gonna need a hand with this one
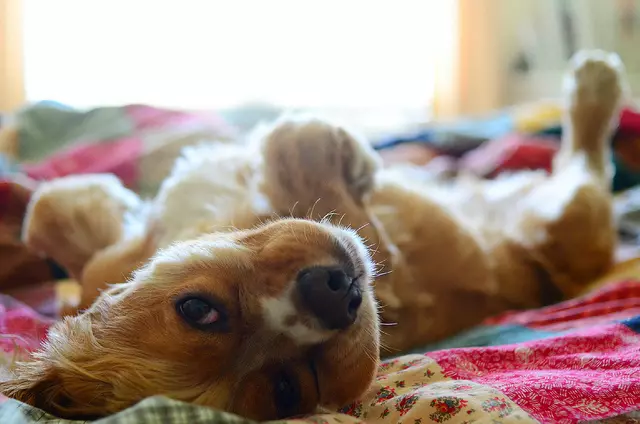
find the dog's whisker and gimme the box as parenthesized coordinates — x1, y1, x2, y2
(307, 198, 322, 220)
(320, 210, 338, 225)
(355, 222, 370, 233)
(288, 201, 300, 217)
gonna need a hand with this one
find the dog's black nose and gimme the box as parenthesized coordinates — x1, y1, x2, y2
(297, 266, 362, 330)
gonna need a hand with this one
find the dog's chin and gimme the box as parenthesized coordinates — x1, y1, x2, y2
(229, 291, 380, 420)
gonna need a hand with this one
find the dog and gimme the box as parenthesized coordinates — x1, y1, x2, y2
(0, 50, 629, 420)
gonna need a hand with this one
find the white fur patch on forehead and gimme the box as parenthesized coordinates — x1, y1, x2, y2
(159, 238, 249, 265)
(261, 288, 332, 346)
(132, 238, 253, 284)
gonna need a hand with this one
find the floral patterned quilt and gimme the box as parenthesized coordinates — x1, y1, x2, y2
(0, 280, 639, 423)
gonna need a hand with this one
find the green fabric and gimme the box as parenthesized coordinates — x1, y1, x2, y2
(16, 101, 134, 163)
(0, 396, 256, 424)
(613, 152, 640, 193)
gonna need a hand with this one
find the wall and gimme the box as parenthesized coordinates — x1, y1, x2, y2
(497, 0, 640, 105)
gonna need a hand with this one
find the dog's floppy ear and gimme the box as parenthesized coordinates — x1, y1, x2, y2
(1, 355, 114, 420)
(0, 309, 119, 419)
(0, 360, 76, 415)
(22, 174, 144, 279)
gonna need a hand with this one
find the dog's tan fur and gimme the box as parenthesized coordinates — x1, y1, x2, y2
(0, 51, 629, 420)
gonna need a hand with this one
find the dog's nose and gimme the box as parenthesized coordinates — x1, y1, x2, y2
(297, 266, 363, 330)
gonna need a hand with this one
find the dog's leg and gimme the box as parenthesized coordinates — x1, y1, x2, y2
(258, 118, 380, 222)
(23, 174, 144, 279)
(258, 118, 385, 250)
(23, 174, 150, 314)
(512, 50, 627, 298)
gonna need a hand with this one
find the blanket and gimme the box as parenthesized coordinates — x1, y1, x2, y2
(1, 101, 640, 423)
(1, 102, 237, 196)
(376, 103, 640, 193)
(0, 102, 236, 290)
(0, 280, 638, 424)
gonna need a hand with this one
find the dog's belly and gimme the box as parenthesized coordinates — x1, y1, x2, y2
(369, 171, 546, 351)
(370, 180, 497, 308)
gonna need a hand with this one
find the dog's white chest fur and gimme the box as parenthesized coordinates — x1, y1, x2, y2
(151, 143, 269, 248)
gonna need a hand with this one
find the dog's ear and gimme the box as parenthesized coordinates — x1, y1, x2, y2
(1, 359, 114, 420)
(0, 360, 75, 414)
(22, 174, 144, 279)
(0, 312, 117, 419)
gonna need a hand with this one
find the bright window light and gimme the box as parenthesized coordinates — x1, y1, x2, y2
(23, 0, 449, 111)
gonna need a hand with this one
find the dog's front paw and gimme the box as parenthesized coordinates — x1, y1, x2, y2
(258, 116, 381, 216)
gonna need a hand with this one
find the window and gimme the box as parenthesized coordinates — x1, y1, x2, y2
(23, 0, 451, 129)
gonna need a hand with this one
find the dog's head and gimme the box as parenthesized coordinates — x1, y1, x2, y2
(1, 219, 379, 420)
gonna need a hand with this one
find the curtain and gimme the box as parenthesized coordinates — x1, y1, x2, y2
(0, 0, 25, 113)
(433, 0, 506, 119)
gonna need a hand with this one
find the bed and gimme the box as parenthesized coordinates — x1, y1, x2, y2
(0, 101, 639, 423)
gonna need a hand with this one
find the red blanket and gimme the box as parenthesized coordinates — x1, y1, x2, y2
(339, 280, 640, 424)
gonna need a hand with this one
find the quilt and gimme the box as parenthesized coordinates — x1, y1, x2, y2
(0, 102, 236, 290)
(1, 101, 640, 423)
(0, 280, 638, 423)
(375, 103, 640, 193)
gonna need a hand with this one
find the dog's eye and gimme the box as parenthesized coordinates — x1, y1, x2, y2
(180, 298, 219, 324)
(175, 295, 228, 331)
(273, 370, 301, 418)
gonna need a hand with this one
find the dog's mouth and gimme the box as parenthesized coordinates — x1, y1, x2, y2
(241, 286, 378, 420)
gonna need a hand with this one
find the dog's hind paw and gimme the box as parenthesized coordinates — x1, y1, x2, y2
(563, 50, 629, 133)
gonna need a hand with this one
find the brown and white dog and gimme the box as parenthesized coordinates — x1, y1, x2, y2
(0, 51, 629, 420)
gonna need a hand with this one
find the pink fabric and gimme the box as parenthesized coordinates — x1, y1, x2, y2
(0, 294, 52, 357)
(459, 133, 558, 178)
(3, 281, 58, 318)
(124, 104, 233, 132)
(428, 323, 640, 423)
(12, 104, 237, 195)
(24, 137, 143, 189)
